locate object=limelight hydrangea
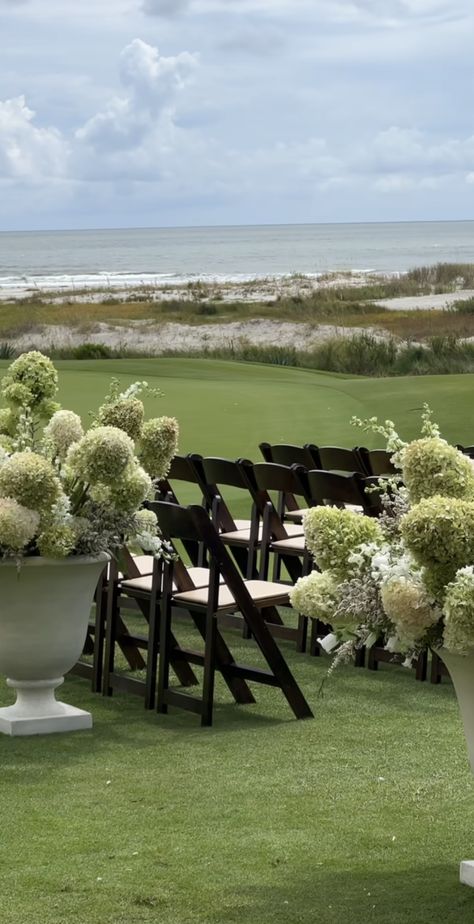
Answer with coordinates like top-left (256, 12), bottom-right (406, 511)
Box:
top-left (401, 495), bottom-right (474, 584)
top-left (91, 463), bottom-right (153, 514)
top-left (402, 437), bottom-right (474, 504)
top-left (44, 410), bottom-right (84, 460)
top-left (1, 351), bottom-right (58, 409)
top-left (139, 416), bottom-right (179, 479)
top-left (289, 571), bottom-right (339, 622)
top-left (67, 426), bottom-right (135, 485)
top-left (0, 408), bottom-right (14, 435)
top-left (135, 508), bottom-right (158, 532)
top-left (443, 567), bottom-right (474, 654)
top-left (381, 576), bottom-right (439, 645)
top-left (303, 506), bottom-right (383, 578)
top-left (98, 397), bottom-right (144, 441)
top-left (0, 452), bottom-right (61, 513)
top-left (37, 523), bottom-right (76, 559)
top-left (0, 497), bottom-right (40, 551)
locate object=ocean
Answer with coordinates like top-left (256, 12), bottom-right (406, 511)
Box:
top-left (0, 220), bottom-right (473, 295)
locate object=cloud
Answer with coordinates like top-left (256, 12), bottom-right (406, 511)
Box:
top-left (141, 0), bottom-right (190, 15)
top-left (76, 39), bottom-right (198, 151)
top-left (0, 96), bottom-right (67, 179)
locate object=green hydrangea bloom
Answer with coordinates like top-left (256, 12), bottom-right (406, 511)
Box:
top-left (401, 497), bottom-right (474, 589)
top-left (139, 416), bottom-right (179, 479)
top-left (98, 397), bottom-right (144, 441)
top-left (443, 567), bottom-right (474, 654)
top-left (381, 576), bottom-right (438, 644)
top-left (135, 508), bottom-right (158, 532)
top-left (0, 452), bottom-right (61, 513)
top-left (0, 408), bottom-right (15, 436)
top-left (44, 410), bottom-right (84, 460)
top-left (37, 523), bottom-right (77, 559)
top-left (289, 570), bottom-right (339, 621)
top-left (402, 437), bottom-right (474, 504)
top-left (103, 463), bottom-right (153, 514)
top-left (1, 351), bottom-right (58, 410)
top-left (0, 497), bottom-right (40, 551)
top-left (67, 426), bottom-right (135, 485)
top-left (303, 506), bottom-right (383, 578)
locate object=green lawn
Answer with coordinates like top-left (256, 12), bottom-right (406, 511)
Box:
top-left (2, 358), bottom-right (474, 923)
top-left (1, 643), bottom-right (474, 924)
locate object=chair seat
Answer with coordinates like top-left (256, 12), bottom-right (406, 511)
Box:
top-left (285, 508), bottom-right (310, 522)
top-left (220, 521), bottom-right (303, 546)
top-left (173, 578), bottom-right (290, 611)
top-left (270, 536), bottom-right (306, 553)
top-left (121, 566), bottom-right (224, 595)
top-left (107, 554), bottom-right (154, 580)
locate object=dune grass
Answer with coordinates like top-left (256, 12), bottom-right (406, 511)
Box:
top-left (2, 357), bottom-right (474, 922)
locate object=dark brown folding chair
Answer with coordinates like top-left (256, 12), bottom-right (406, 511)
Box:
top-left (156, 453), bottom-right (209, 566)
top-left (367, 643), bottom-right (428, 681)
top-left (357, 447), bottom-right (397, 476)
top-left (154, 501), bottom-right (314, 726)
top-left (316, 446), bottom-right (367, 474)
top-left (194, 456), bottom-right (303, 581)
top-left (102, 548), bottom-right (198, 702)
top-left (259, 442), bottom-right (320, 469)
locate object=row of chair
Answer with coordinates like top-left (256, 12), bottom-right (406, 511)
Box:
top-left (259, 442), bottom-right (397, 476)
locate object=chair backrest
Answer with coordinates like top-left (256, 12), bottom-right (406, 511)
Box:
top-left (305, 469), bottom-right (369, 510)
top-left (156, 453), bottom-right (206, 504)
top-left (259, 442), bottom-right (320, 468)
top-left (316, 446), bottom-right (367, 474)
top-left (196, 456), bottom-right (257, 533)
top-left (457, 445), bottom-right (474, 459)
top-left (251, 461), bottom-right (308, 516)
top-left (357, 447), bottom-right (397, 476)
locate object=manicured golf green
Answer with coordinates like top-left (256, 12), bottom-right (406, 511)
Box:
top-left (2, 357), bottom-right (474, 923)
top-left (38, 358), bottom-right (474, 457)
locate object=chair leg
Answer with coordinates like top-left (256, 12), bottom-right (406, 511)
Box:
top-left (201, 613), bottom-right (217, 727)
top-left (415, 649), bottom-right (428, 682)
top-left (157, 594), bottom-right (172, 715)
top-left (145, 598), bottom-right (160, 710)
top-left (309, 619), bottom-right (322, 657)
top-left (92, 573), bottom-right (107, 693)
top-left (296, 613), bottom-right (308, 653)
top-left (102, 575), bottom-right (119, 696)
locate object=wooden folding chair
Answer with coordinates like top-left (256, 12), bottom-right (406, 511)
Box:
top-left (357, 447), bottom-right (397, 476)
top-left (316, 446), bottom-right (367, 474)
top-left (259, 442), bottom-right (320, 469)
top-left (367, 642), bottom-right (428, 681)
top-left (102, 548), bottom-right (198, 701)
top-left (304, 469), bottom-right (373, 514)
top-left (155, 453), bottom-right (209, 566)
top-left (154, 501), bottom-right (314, 726)
top-left (193, 456), bottom-right (303, 581)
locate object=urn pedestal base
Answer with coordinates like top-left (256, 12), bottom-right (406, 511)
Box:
top-left (0, 677), bottom-right (92, 736)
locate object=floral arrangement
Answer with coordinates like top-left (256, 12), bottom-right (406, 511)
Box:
top-left (0, 351), bottom-right (179, 561)
top-left (290, 406), bottom-right (474, 667)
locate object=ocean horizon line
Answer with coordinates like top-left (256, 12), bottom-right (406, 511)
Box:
top-left (1, 218), bottom-right (474, 236)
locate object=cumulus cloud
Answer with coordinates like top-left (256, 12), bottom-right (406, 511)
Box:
top-left (0, 96), bottom-right (67, 179)
top-left (76, 39), bottom-right (198, 152)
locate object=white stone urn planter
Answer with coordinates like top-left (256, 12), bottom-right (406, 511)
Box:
top-left (0, 554), bottom-right (108, 736)
top-left (437, 648), bottom-right (474, 887)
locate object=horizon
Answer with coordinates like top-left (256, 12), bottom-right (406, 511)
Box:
top-left (2, 217), bottom-right (474, 236)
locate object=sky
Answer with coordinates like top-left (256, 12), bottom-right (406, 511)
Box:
top-left (1, 0), bottom-right (474, 230)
